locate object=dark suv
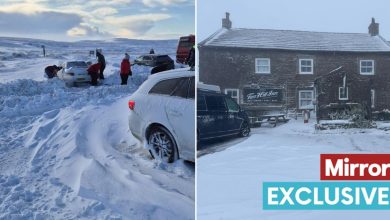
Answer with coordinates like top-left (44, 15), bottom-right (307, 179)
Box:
top-left (197, 89), bottom-right (250, 142)
top-left (134, 54), bottom-right (175, 74)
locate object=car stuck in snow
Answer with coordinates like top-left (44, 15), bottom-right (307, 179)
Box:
top-left (134, 54), bottom-right (175, 74)
top-left (57, 61), bottom-right (91, 86)
top-left (128, 68), bottom-right (195, 163)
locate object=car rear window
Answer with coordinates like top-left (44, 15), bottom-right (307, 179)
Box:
top-left (67, 61), bottom-right (87, 68)
top-left (205, 95), bottom-right (226, 111)
top-left (157, 55), bottom-right (172, 62)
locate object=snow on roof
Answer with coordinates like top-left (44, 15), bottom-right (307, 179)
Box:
top-left (201, 28), bottom-right (390, 52)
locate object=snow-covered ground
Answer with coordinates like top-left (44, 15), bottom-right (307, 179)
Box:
top-left (198, 119), bottom-right (390, 220)
top-left (0, 37), bottom-right (194, 219)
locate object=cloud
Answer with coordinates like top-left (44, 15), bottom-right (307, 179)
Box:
top-left (101, 13), bottom-right (172, 37)
top-left (92, 7), bottom-right (118, 16)
top-left (67, 24), bottom-right (112, 38)
top-left (0, 10), bottom-right (82, 35)
top-left (142, 0), bottom-right (188, 7)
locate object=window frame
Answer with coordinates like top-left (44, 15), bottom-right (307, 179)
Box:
top-left (255, 58), bottom-right (271, 74)
top-left (299, 59), bottom-right (314, 74)
top-left (360, 60), bottom-right (375, 75)
top-left (338, 87), bottom-right (349, 100)
top-left (224, 88), bottom-right (240, 104)
top-left (298, 90), bottom-right (314, 110)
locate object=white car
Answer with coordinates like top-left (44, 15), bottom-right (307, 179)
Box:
top-left (58, 61), bottom-right (91, 86)
top-left (128, 68), bottom-right (195, 163)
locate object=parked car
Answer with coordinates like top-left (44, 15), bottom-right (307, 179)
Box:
top-left (197, 88), bottom-right (250, 142)
top-left (128, 68), bottom-right (195, 163)
top-left (176, 35), bottom-right (195, 64)
top-left (134, 54), bottom-right (175, 74)
top-left (57, 61), bottom-right (90, 86)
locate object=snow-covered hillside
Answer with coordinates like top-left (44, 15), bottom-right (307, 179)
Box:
top-left (198, 119), bottom-right (390, 220)
top-left (0, 37), bottom-right (194, 219)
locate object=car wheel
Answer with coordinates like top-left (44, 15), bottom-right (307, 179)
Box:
top-left (147, 126), bottom-right (177, 163)
top-left (239, 122), bottom-right (250, 137)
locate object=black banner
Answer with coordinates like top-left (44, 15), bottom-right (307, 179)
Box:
top-left (243, 88), bottom-right (283, 103)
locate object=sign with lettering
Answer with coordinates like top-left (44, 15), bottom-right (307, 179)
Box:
top-left (243, 88), bottom-right (283, 103)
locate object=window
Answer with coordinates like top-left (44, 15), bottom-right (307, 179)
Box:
top-left (149, 77), bottom-right (188, 98)
top-left (170, 78), bottom-right (190, 98)
top-left (205, 95), bottom-right (227, 111)
top-left (225, 89), bottom-right (239, 103)
top-left (360, 60), bottom-right (374, 75)
top-left (149, 78), bottom-right (181, 95)
top-left (188, 77), bottom-right (195, 99)
top-left (197, 95), bottom-right (207, 111)
top-left (255, 58), bottom-right (270, 74)
top-left (371, 89), bottom-right (375, 108)
top-left (339, 87), bottom-right (349, 100)
top-left (299, 90), bottom-right (314, 109)
top-left (299, 59), bottom-right (313, 74)
top-left (225, 97), bottom-right (240, 112)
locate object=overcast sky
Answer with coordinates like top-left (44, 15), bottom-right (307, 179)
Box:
top-left (0, 0), bottom-right (194, 41)
top-left (197, 0), bottom-right (390, 42)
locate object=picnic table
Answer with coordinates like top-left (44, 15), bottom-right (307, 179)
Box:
top-left (249, 114), bottom-right (290, 127)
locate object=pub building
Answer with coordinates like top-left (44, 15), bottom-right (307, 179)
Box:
top-left (199, 13), bottom-right (390, 118)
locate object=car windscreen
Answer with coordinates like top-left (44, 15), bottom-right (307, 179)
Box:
top-left (205, 95), bottom-right (227, 111)
top-left (225, 97), bottom-right (240, 112)
top-left (67, 61), bottom-right (87, 68)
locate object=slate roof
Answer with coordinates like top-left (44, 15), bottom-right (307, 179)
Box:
top-left (200, 28), bottom-right (390, 52)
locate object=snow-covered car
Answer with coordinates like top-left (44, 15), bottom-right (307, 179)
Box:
top-left (58, 61), bottom-right (91, 86)
top-left (128, 68), bottom-right (195, 163)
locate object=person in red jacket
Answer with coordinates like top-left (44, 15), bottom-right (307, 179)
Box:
top-left (120, 53), bottom-right (132, 85)
top-left (87, 62), bottom-right (101, 86)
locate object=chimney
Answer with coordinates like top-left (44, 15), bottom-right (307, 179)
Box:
top-left (222, 12), bottom-right (232, 29)
top-left (368, 17), bottom-right (379, 36)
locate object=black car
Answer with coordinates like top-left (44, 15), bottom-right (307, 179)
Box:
top-left (197, 89), bottom-right (250, 141)
top-left (134, 54), bottom-right (175, 74)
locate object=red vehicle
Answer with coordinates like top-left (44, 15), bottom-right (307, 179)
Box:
top-left (176, 35), bottom-right (195, 64)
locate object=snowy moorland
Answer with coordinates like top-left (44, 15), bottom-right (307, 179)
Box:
top-left (0, 37), bottom-right (194, 220)
top-left (198, 119), bottom-right (390, 220)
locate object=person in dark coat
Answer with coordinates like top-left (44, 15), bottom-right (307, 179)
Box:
top-left (96, 50), bottom-right (106, 80)
top-left (187, 45), bottom-right (195, 70)
top-left (87, 62), bottom-right (101, 86)
top-left (149, 48), bottom-right (155, 54)
top-left (120, 53), bottom-right (132, 85)
top-left (44, 65), bottom-right (62, 78)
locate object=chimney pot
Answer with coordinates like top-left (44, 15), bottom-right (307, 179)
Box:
top-left (222, 12), bottom-right (232, 29)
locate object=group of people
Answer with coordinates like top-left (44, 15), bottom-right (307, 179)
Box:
top-left (88, 50), bottom-right (132, 86)
top-left (44, 45), bottom-right (195, 86)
